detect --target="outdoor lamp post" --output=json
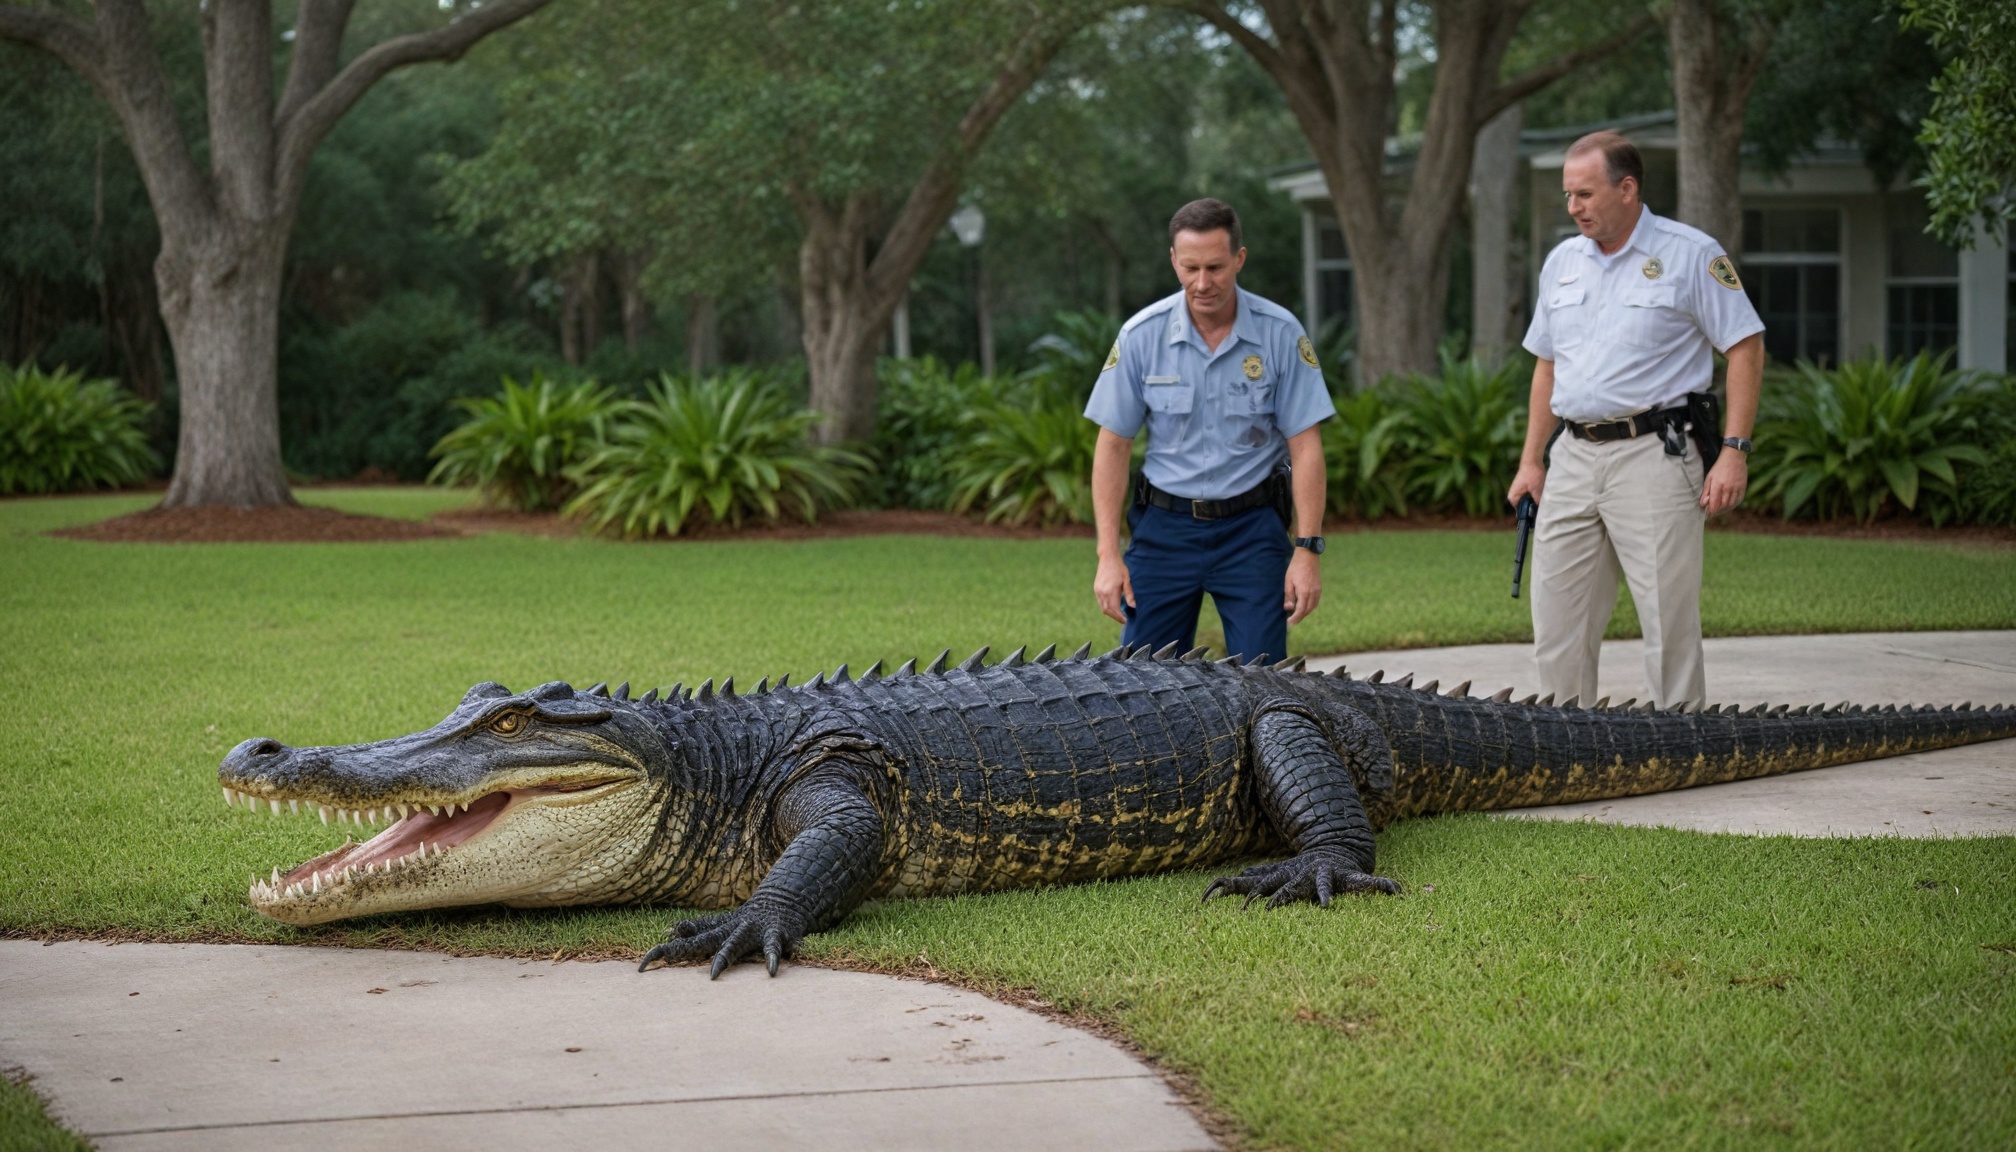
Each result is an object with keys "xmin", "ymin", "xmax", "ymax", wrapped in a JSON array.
[{"xmin": 950, "ymin": 204, "xmax": 994, "ymax": 376}]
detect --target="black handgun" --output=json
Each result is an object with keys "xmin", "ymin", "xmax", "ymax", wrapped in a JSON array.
[{"xmin": 1511, "ymin": 495, "xmax": 1537, "ymax": 598}]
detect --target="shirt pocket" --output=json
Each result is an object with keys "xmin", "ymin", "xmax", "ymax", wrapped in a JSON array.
[
  {"xmin": 1143, "ymin": 376, "xmax": 1193, "ymax": 414},
  {"xmin": 1549, "ymin": 285, "xmax": 1590, "ymax": 348},
  {"xmin": 1617, "ymin": 284, "xmax": 1685, "ymax": 348}
]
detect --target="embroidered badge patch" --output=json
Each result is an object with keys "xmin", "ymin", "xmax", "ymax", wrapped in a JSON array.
[
  {"xmin": 1242, "ymin": 354, "xmax": 1264, "ymax": 380},
  {"xmin": 1641, "ymin": 256, "xmax": 1663, "ymax": 280},
  {"xmin": 1708, "ymin": 255, "xmax": 1743, "ymax": 290},
  {"xmin": 1102, "ymin": 341, "xmax": 1120, "ymax": 371},
  {"xmin": 1297, "ymin": 335, "xmax": 1320, "ymax": 369}
]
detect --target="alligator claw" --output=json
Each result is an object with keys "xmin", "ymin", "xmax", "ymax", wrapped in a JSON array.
[
  {"xmin": 1201, "ymin": 852, "xmax": 1400, "ymax": 909},
  {"xmin": 638, "ymin": 901, "xmax": 805, "ymax": 978}
]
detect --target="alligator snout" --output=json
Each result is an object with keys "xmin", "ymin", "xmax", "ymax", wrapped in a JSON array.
[{"xmin": 226, "ymin": 737, "xmax": 286, "ymax": 766}]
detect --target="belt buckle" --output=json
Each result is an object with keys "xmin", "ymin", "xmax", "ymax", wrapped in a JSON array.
[{"xmin": 1191, "ymin": 498, "xmax": 1218, "ymax": 521}]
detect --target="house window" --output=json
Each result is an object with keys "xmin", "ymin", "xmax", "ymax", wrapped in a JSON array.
[
  {"xmin": 1741, "ymin": 208, "xmax": 1841, "ymax": 365},
  {"xmin": 1887, "ymin": 200, "xmax": 1960, "ymax": 357},
  {"xmin": 1315, "ymin": 216, "xmax": 1353, "ymax": 334}
]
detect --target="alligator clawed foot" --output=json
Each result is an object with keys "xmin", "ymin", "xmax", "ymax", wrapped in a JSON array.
[
  {"xmin": 637, "ymin": 901, "xmax": 805, "ymax": 978},
  {"xmin": 1202, "ymin": 852, "xmax": 1400, "ymax": 909}
]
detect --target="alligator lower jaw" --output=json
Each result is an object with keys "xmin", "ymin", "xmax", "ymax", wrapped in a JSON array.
[{"xmin": 235, "ymin": 780, "xmax": 636, "ymax": 925}]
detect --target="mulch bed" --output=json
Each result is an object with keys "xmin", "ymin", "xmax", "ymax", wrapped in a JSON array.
[{"xmin": 51, "ymin": 503, "xmax": 456, "ymax": 543}]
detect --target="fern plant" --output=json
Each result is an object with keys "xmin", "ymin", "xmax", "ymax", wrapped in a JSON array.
[
  {"xmin": 1751, "ymin": 352, "xmax": 1988, "ymax": 522},
  {"xmin": 565, "ymin": 371, "xmax": 869, "ymax": 538},
  {"xmin": 428, "ymin": 373, "xmax": 617, "ymax": 511},
  {"xmin": 0, "ymin": 363, "xmax": 157, "ymax": 494}
]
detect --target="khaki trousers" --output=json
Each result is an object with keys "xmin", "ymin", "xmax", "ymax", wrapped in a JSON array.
[{"xmin": 1531, "ymin": 431, "xmax": 1707, "ymax": 709}]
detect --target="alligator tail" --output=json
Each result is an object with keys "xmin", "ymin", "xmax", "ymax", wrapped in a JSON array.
[{"xmin": 1318, "ymin": 675, "xmax": 2016, "ymax": 820}]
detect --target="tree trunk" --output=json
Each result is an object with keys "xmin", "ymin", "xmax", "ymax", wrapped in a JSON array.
[
  {"xmin": 975, "ymin": 248, "xmax": 995, "ymax": 377},
  {"xmin": 685, "ymin": 292, "xmax": 719, "ymax": 376},
  {"xmin": 1667, "ymin": 0, "xmax": 1773, "ymax": 255},
  {"xmin": 158, "ymin": 224, "xmax": 293, "ymax": 506},
  {"xmin": 615, "ymin": 249, "xmax": 649, "ymax": 354},
  {"xmin": 798, "ymin": 193, "xmax": 895, "ymax": 443},
  {"xmin": 1469, "ymin": 101, "xmax": 1522, "ymax": 361}
]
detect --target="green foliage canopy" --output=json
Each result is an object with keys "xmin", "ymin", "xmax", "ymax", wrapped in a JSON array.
[{"xmin": 1902, "ymin": 0, "xmax": 2016, "ymax": 244}]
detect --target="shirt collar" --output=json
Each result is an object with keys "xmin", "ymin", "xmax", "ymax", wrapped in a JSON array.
[
  {"xmin": 1582, "ymin": 205, "xmax": 1656, "ymax": 264},
  {"xmin": 1165, "ymin": 287, "xmax": 1261, "ymax": 357}
]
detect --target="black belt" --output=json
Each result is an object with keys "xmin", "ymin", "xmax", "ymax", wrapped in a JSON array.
[
  {"xmin": 1566, "ymin": 403, "xmax": 1691, "ymax": 443},
  {"xmin": 1137, "ymin": 477, "xmax": 1274, "ymax": 521}
]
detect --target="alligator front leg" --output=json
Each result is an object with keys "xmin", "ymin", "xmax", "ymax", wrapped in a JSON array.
[
  {"xmin": 1204, "ymin": 707, "xmax": 1401, "ymax": 908},
  {"xmin": 639, "ymin": 770, "xmax": 886, "ymax": 978}
]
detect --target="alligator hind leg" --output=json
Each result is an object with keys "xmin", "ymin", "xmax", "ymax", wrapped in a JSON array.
[{"xmin": 1204, "ymin": 708, "xmax": 1400, "ymax": 907}]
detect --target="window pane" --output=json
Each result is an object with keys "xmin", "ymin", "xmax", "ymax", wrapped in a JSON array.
[
  {"xmin": 1318, "ymin": 268, "xmax": 1353, "ymax": 333},
  {"xmin": 1748, "ymin": 265, "xmax": 1839, "ymax": 365},
  {"xmin": 1317, "ymin": 218, "xmax": 1348, "ymax": 262},
  {"xmin": 1889, "ymin": 199, "xmax": 1959, "ymax": 278},
  {"xmin": 1747, "ymin": 208, "xmax": 1840, "ymax": 254},
  {"xmin": 1888, "ymin": 284, "xmax": 1959, "ymax": 356}
]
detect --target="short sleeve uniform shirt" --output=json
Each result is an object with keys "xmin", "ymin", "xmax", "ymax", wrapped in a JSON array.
[
  {"xmin": 1523, "ymin": 208, "xmax": 1765, "ymax": 423},
  {"xmin": 1083, "ymin": 288, "xmax": 1334, "ymax": 501}
]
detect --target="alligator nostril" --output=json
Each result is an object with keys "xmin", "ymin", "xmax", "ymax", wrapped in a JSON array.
[{"xmin": 250, "ymin": 740, "xmax": 283, "ymax": 757}]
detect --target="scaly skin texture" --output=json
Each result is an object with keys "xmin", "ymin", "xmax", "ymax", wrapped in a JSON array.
[{"xmin": 217, "ymin": 644, "xmax": 2016, "ymax": 978}]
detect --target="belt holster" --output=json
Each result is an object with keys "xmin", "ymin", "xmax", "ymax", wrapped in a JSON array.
[
  {"xmin": 1685, "ymin": 390, "xmax": 1723, "ymax": 472},
  {"xmin": 1268, "ymin": 463, "xmax": 1293, "ymax": 531}
]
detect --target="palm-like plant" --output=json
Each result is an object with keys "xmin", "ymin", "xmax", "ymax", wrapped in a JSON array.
[
  {"xmin": 428, "ymin": 373, "xmax": 617, "ymax": 511},
  {"xmin": 0, "ymin": 364, "xmax": 158, "ymax": 494},
  {"xmin": 1320, "ymin": 387, "xmax": 1410, "ymax": 519},
  {"xmin": 565, "ymin": 371, "xmax": 870, "ymax": 538},
  {"xmin": 947, "ymin": 398, "xmax": 1098, "ymax": 527},
  {"xmin": 1388, "ymin": 353, "xmax": 1528, "ymax": 517},
  {"xmin": 1751, "ymin": 352, "xmax": 1988, "ymax": 522}
]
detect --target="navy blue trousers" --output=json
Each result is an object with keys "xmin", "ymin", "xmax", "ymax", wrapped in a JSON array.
[{"xmin": 1122, "ymin": 503, "xmax": 1291, "ymax": 665}]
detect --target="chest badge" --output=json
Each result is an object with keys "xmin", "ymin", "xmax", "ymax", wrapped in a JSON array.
[
  {"xmin": 1297, "ymin": 335, "xmax": 1320, "ymax": 369},
  {"xmin": 1641, "ymin": 256, "xmax": 1663, "ymax": 280},
  {"xmin": 1102, "ymin": 341, "xmax": 1120, "ymax": 372},
  {"xmin": 1709, "ymin": 255, "xmax": 1744, "ymax": 290},
  {"xmin": 1242, "ymin": 354, "xmax": 1264, "ymax": 380}
]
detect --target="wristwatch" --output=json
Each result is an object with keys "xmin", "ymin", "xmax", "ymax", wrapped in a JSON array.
[
  {"xmin": 1293, "ymin": 536, "xmax": 1326, "ymax": 555},
  {"xmin": 1721, "ymin": 436, "xmax": 1753, "ymax": 454}
]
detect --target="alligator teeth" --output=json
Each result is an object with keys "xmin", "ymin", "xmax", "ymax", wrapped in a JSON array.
[
  {"xmin": 312, "ymin": 873, "xmax": 322, "ymax": 893},
  {"xmin": 272, "ymin": 867, "xmax": 282, "ymax": 883},
  {"xmin": 223, "ymin": 787, "xmax": 234, "ymax": 807}
]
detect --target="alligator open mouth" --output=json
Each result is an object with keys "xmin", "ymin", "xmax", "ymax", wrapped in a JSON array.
[{"xmin": 225, "ymin": 776, "xmax": 636, "ymax": 918}]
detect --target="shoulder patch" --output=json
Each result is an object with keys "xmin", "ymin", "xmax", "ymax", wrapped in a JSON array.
[
  {"xmin": 1298, "ymin": 335, "xmax": 1320, "ymax": 369},
  {"xmin": 1708, "ymin": 255, "xmax": 1743, "ymax": 291},
  {"xmin": 1102, "ymin": 341, "xmax": 1120, "ymax": 372}
]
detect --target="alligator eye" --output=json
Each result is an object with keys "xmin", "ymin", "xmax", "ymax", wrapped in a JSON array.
[{"xmin": 489, "ymin": 712, "xmax": 529, "ymax": 737}]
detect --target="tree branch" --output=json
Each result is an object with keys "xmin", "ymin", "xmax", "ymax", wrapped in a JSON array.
[
  {"xmin": 1480, "ymin": 13, "xmax": 1656, "ymax": 126},
  {"xmin": 275, "ymin": 0, "xmax": 358, "ymax": 129},
  {"xmin": 0, "ymin": 3, "xmax": 105, "ymax": 87},
  {"xmin": 275, "ymin": 0, "xmax": 555, "ymax": 210}
]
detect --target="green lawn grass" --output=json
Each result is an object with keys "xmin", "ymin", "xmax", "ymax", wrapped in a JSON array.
[{"xmin": 4, "ymin": 490, "xmax": 2014, "ymax": 1148}]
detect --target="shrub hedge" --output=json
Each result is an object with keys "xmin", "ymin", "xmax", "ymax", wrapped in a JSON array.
[{"xmin": 0, "ymin": 363, "xmax": 158, "ymax": 495}]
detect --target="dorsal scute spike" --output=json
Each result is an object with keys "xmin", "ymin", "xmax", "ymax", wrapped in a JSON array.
[
  {"xmin": 1182, "ymin": 646, "xmax": 1210, "ymax": 661},
  {"xmin": 807, "ymin": 671, "xmax": 825, "ymax": 689},
  {"xmin": 925, "ymin": 649, "xmax": 951, "ymax": 675},
  {"xmin": 720, "ymin": 677, "xmax": 735, "ymax": 698},
  {"xmin": 1538, "ymin": 693, "xmax": 1554, "ymax": 706},
  {"xmin": 1449, "ymin": 680, "xmax": 1472, "ymax": 698},
  {"xmin": 861, "ymin": 660, "xmax": 883, "ymax": 682},
  {"xmin": 1271, "ymin": 656, "xmax": 1298, "ymax": 671},
  {"xmin": 1214, "ymin": 655, "xmax": 1242, "ymax": 667},
  {"xmin": 1769, "ymin": 703, "xmax": 1790, "ymax": 717},
  {"xmin": 1615, "ymin": 698, "xmax": 1636, "ymax": 710},
  {"xmin": 1635, "ymin": 701, "xmax": 1658, "ymax": 714},
  {"xmin": 1149, "ymin": 641, "xmax": 1179, "ymax": 660},
  {"xmin": 1070, "ymin": 643, "xmax": 1092, "ymax": 661},
  {"xmin": 697, "ymin": 678, "xmax": 714, "ymax": 702},
  {"xmin": 1099, "ymin": 646, "xmax": 1125, "ymax": 661},
  {"xmin": 640, "ymin": 687, "xmax": 659, "ymax": 704},
  {"xmin": 1033, "ymin": 643, "xmax": 1057, "ymax": 664},
  {"xmin": 587, "ymin": 682, "xmax": 609, "ymax": 697},
  {"xmin": 1957, "ymin": 701, "xmax": 1971, "ymax": 711},
  {"xmin": 893, "ymin": 658, "xmax": 916, "ymax": 679},
  {"xmin": 668, "ymin": 682, "xmax": 683, "ymax": 700},
  {"xmin": 613, "ymin": 682, "xmax": 631, "ymax": 701},
  {"xmin": 1592, "ymin": 696, "xmax": 1610, "ymax": 709},
  {"xmin": 1745, "ymin": 704, "xmax": 1767, "ymax": 717},
  {"xmin": 1368, "ymin": 670, "xmax": 1384, "ymax": 684},
  {"xmin": 1248, "ymin": 653, "xmax": 1270, "ymax": 668},
  {"xmin": 1330, "ymin": 668, "xmax": 1351, "ymax": 680},
  {"xmin": 1418, "ymin": 679, "xmax": 1439, "ymax": 694},
  {"xmin": 1491, "ymin": 687, "xmax": 1513, "ymax": 703},
  {"xmin": 1002, "ymin": 646, "xmax": 1027, "ymax": 668},
  {"xmin": 956, "ymin": 646, "xmax": 989, "ymax": 672},
  {"xmin": 833, "ymin": 664, "xmax": 850, "ymax": 684},
  {"xmin": 1132, "ymin": 645, "xmax": 1158, "ymax": 662},
  {"xmin": 752, "ymin": 677, "xmax": 769, "ymax": 696},
  {"xmin": 774, "ymin": 673, "xmax": 789, "ymax": 690},
  {"xmin": 1392, "ymin": 673, "xmax": 1413, "ymax": 689}
]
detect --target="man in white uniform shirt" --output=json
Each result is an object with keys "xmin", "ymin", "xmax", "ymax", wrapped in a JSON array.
[{"xmin": 1506, "ymin": 131, "xmax": 1765, "ymax": 710}]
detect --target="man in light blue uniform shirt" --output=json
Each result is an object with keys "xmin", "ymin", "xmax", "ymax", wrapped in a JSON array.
[{"xmin": 1084, "ymin": 198, "xmax": 1335, "ymax": 664}]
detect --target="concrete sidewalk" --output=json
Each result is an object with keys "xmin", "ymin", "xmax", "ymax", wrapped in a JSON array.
[
  {"xmin": 1309, "ymin": 630, "xmax": 2016, "ymax": 837},
  {"xmin": 0, "ymin": 941, "xmax": 1215, "ymax": 1151}
]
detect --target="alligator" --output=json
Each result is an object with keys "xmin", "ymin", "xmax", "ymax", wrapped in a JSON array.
[{"xmin": 217, "ymin": 643, "xmax": 2016, "ymax": 978}]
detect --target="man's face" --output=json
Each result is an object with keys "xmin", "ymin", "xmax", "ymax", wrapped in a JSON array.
[
  {"xmin": 1561, "ymin": 152, "xmax": 1639, "ymax": 247},
  {"xmin": 1170, "ymin": 229, "xmax": 1246, "ymax": 324}
]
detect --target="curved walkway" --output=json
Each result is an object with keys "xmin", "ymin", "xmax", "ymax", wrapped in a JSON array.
[{"xmin": 1308, "ymin": 630, "xmax": 2016, "ymax": 837}]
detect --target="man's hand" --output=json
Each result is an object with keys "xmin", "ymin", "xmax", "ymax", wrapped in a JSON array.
[
  {"xmin": 1095, "ymin": 554, "xmax": 1134, "ymax": 624},
  {"xmin": 1283, "ymin": 548, "xmax": 1321, "ymax": 625},
  {"xmin": 1507, "ymin": 460, "xmax": 1546, "ymax": 509},
  {"xmin": 1700, "ymin": 451, "xmax": 1747, "ymax": 515}
]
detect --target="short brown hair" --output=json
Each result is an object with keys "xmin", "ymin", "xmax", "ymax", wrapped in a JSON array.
[
  {"xmin": 1169, "ymin": 198, "xmax": 1242, "ymax": 253},
  {"xmin": 1565, "ymin": 131, "xmax": 1644, "ymax": 191}
]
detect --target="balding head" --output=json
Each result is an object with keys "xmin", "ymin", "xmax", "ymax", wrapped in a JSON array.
[{"xmin": 1564, "ymin": 131, "xmax": 1644, "ymax": 192}]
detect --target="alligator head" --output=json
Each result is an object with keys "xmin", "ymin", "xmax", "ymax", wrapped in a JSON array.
[{"xmin": 218, "ymin": 681, "xmax": 665, "ymax": 925}]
